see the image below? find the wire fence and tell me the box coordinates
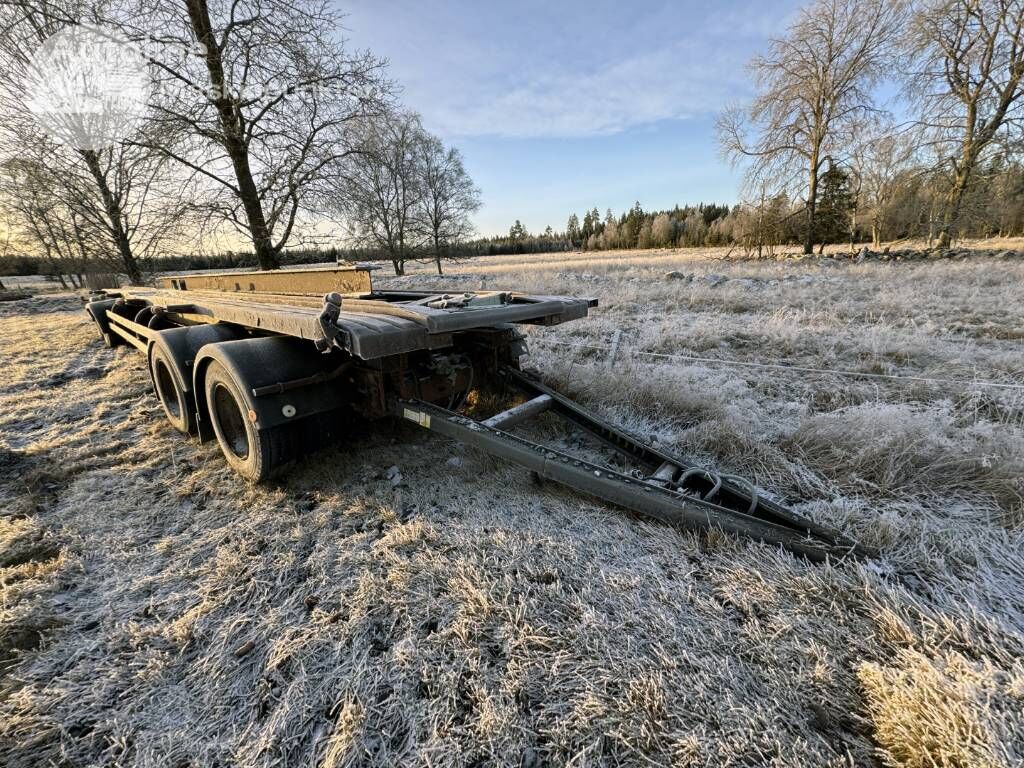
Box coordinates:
[527,336,1024,392]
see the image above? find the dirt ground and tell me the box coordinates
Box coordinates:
[1,246,1023,767]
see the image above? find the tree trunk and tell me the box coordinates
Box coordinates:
[804,160,819,255]
[228,144,277,268]
[756,201,764,259]
[434,235,443,276]
[937,167,971,248]
[392,258,404,276]
[185,0,279,270]
[81,151,142,284]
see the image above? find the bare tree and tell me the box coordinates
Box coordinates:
[0,207,10,290]
[650,212,675,248]
[0,156,85,286]
[0,210,12,265]
[340,112,425,276]
[118,0,391,270]
[415,135,480,276]
[853,127,919,246]
[0,131,198,284]
[729,184,794,258]
[718,0,905,254]
[989,157,1024,235]
[907,0,1024,247]
[0,1,161,283]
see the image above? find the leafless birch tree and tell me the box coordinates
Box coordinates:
[0,155,88,286]
[852,127,919,246]
[339,111,425,276]
[907,0,1024,246]
[718,0,906,254]
[0,131,198,283]
[415,136,480,276]
[0,1,161,282]
[122,0,392,270]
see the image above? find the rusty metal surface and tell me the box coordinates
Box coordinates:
[337,295,591,333]
[127,288,325,337]
[156,266,374,295]
[114,283,594,360]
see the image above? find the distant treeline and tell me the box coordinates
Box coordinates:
[467,202,734,256]
[4,159,1022,278]
[4,0,1023,279]
[0,247,346,279]
[473,158,1024,259]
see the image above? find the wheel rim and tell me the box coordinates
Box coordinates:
[212,383,250,459]
[153,358,181,420]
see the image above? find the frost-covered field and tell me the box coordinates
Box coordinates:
[1,247,1023,767]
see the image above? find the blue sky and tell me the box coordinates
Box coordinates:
[342,0,807,236]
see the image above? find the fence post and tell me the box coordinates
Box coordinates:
[606,328,623,370]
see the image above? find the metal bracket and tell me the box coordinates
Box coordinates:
[316,292,345,353]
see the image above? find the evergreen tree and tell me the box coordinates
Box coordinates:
[581,210,594,241]
[566,213,580,245]
[509,219,528,241]
[637,219,653,249]
[622,201,644,248]
[508,219,528,252]
[816,162,854,246]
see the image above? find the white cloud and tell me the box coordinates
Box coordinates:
[426,43,746,138]
[344,0,802,140]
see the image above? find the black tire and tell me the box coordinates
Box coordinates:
[203,360,296,481]
[97,322,122,348]
[102,299,146,347]
[134,306,155,326]
[147,308,172,331]
[150,345,194,435]
[110,298,146,320]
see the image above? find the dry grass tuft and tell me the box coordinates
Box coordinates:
[787,403,1024,521]
[2,247,1023,766]
[858,649,1016,768]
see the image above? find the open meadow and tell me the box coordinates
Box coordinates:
[2,245,1023,767]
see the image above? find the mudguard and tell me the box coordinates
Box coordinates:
[192,336,350,438]
[146,323,244,398]
[85,299,124,347]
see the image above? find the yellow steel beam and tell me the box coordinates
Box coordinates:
[156,266,373,296]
